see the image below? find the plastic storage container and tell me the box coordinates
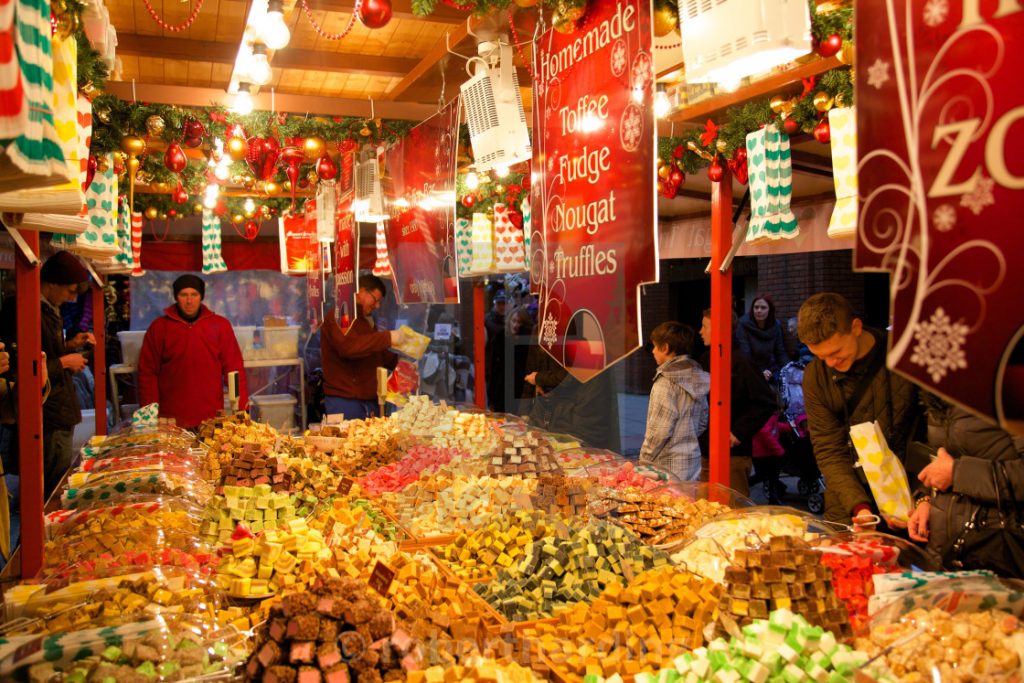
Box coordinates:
[116,330,147,367]
[251,393,297,431]
[233,325,258,360]
[253,325,300,360]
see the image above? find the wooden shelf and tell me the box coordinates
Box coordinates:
[667,56,845,125]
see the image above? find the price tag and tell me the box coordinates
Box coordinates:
[433,323,452,340]
[368,561,395,597]
[338,476,355,495]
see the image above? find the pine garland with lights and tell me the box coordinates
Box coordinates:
[75,29,108,93]
[456,170,528,219]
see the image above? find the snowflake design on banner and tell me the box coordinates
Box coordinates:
[611,40,627,77]
[631,52,652,92]
[541,311,559,348]
[867,59,891,89]
[932,204,956,232]
[620,103,644,152]
[960,174,995,215]
[910,307,969,382]
[923,0,949,27]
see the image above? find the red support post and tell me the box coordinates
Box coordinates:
[15,230,44,578]
[91,278,106,437]
[708,171,733,490]
[473,283,486,410]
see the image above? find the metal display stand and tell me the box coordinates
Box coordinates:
[108,358,307,430]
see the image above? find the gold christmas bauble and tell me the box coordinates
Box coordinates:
[813,91,835,112]
[145,115,166,137]
[127,157,141,176]
[303,137,326,162]
[260,205,272,217]
[120,135,147,157]
[227,137,249,162]
[838,41,855,65]
[552,4,586,34]
[769,95,789,114]
[144,206,159,220]
[232,214,245,225]
[193,203,204,215]
[282,180,292,192]
[359,126,372,137]
[159,212,168,220]
[243,176,257,190]
[244,209,256,219]
[263,181,280,195]
[307,171,320,185]
[658,164,670,179]
[95,107,112,125]
[153,181,170,193]
[652,6,679,37]
[96,157,109,173]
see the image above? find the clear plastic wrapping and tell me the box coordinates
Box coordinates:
[60,469,214,511]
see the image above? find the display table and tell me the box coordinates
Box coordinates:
[108,358,307,430]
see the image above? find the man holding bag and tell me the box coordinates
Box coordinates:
[798,293,921,528]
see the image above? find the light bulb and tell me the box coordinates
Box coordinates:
[260,0,290,50]
[465,170,479,190]
[494,164,509,178]
[214,164,230,181]
[247,44,273,86]
[232,83,254,115]
[203,195,218,209]
[654,84,671,118]
[244,198,256,213]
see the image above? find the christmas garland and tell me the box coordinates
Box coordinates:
[455,169,529,219]
[137,194,293,223]
[88,95,417,158]
[76,28,109,94]
[655,66,853,177]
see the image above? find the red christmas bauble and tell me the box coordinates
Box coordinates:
[358,0,392,29]
[316,154,338,181]
[669,168,684,187]
[816,33,843,58]
[164,142,188,173]
[813,119,832,144]
[461,194,476,209]
[707,157,724,183]
[244,220,259,240]
[168,209,178,218]
[183,117,206,145]
[299,177,310,189]
[783,118,800,135]
[171,182,189,204]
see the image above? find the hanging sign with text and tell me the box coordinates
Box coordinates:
[855,1,1024,432]
[335,143,359,323]
[531,0,658,381]
[384,98,460,305]
[279,214,317,275]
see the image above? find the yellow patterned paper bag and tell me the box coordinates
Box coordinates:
[393,325,430,360]
[850,421,913,523]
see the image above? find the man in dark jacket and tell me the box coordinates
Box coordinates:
[484,291,507,412]
[0,251,93,500]
[698,309,778,496]
[798,293,921,527]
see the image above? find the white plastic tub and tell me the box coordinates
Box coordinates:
[251,394,297,432]
[251,326,300,360]
[117,330,147,367]
[234,326,258,360]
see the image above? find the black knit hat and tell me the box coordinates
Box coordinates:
[173,274,205,299]
[40,251,89,285]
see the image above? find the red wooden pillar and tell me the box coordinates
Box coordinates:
[91,278,106,437]
[473,283,486,409]
[15,231,44,578]
[708,171,733,490]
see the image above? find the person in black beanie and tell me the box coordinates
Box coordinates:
[137,274,248,428]
[0,250,93,500]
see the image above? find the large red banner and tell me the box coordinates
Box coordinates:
[531,0,657,381]
[335,144,359,322]
[856,1,1024,431]
[384,98,460,304]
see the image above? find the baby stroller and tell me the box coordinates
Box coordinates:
[775,357,825,514]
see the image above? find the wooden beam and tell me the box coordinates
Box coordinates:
[666,57,845,125]
[116,34,419,79]
[384,16,484,101]
[315,0,467,23]
[105,82,440,120]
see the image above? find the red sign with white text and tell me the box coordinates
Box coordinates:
[531,0,657,381]
[334,212,357,323]
[384,98,460,304]
[279,214,317,275]
[856,1,1024,431]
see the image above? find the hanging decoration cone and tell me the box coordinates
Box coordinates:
[201,209,228,274]
[455,216,473,277]
[744,124,799,245]
[469,211,495,274]
[372,220,391,277]
[493,203,526,272]
[131,211,145,276]
[826,106,857,240]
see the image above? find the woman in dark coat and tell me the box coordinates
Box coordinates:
[908,393,1024,577]
[736,294,789,383]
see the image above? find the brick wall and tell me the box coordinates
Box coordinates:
[755,250,866,322]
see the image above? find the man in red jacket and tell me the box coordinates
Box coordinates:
[321,274,400,420]
[138,275,248,429]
